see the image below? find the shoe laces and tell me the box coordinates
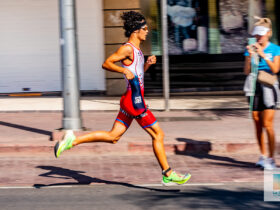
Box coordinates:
[172,171,185,178]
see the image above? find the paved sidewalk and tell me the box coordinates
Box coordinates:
[0,110,280,155]
[0,96,261,155]
[0,96,248,111]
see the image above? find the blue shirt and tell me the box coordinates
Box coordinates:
[244,42,280,73]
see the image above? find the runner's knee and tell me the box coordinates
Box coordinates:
[108,132,122,144]
[111,137,120,144]
[153,130,164,141]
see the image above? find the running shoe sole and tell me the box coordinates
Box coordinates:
[54,141,60,158]
[256,162,264,168]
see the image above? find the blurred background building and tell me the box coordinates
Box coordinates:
[142,0,280,95]
[0,0,279,95]
[0,0,105,95]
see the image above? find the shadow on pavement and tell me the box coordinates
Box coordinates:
[114,186,279,209]
[175,138,256,168]
[33,166,179,193]
[0,121,52,136]
[175,138,212,154]
[209,109,249,118]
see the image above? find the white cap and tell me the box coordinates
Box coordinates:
[252,25,270,36]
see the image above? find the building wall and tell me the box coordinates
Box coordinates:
[0,0,105,93]
[103,0,141,95]
[77,0,106,91]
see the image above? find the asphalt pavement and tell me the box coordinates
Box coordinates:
[1,183,279,210]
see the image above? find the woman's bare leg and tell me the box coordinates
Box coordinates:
[262,109,276,158]
[252,111,266,155]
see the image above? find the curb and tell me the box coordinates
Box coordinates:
[128,142,261,154]
[0,91,106,97]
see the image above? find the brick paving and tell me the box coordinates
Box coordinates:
[0,153,271,187]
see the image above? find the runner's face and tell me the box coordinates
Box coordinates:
[137,25,149,41]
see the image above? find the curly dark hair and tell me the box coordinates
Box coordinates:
[121,11,146,37]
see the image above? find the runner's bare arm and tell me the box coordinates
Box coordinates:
[102,45,135,80]
[144,55,156,72]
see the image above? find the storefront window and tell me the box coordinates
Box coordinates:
[218,0,248,53]
[141,0,279,55]
[265,0,278,44]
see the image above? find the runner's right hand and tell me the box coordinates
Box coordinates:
[124,69,135,80]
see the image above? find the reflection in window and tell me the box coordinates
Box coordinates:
[141,0,279,55]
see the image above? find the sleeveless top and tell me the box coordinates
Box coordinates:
[120,42,146,116]
[122,42,145,89]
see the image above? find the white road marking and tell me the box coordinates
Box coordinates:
[1,182,262,189]
[0,186,34,189]
[0,185,73,189]
[138,183,225,187]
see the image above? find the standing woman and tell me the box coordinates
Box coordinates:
[244,17,280,170]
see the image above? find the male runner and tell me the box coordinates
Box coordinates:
[54,11,191,186]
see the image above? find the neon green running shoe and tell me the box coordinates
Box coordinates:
[54,130,76,158]
[162,171,191,186]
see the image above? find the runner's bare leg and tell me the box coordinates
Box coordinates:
[72,121,127,146]
[145,122,171,176]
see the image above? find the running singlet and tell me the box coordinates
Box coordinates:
[120,42,147,116]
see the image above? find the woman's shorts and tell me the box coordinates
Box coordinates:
[247,82,276,111]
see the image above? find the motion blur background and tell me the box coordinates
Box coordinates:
[0,0,279,95]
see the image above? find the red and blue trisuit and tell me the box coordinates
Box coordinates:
[115,42,157,129]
